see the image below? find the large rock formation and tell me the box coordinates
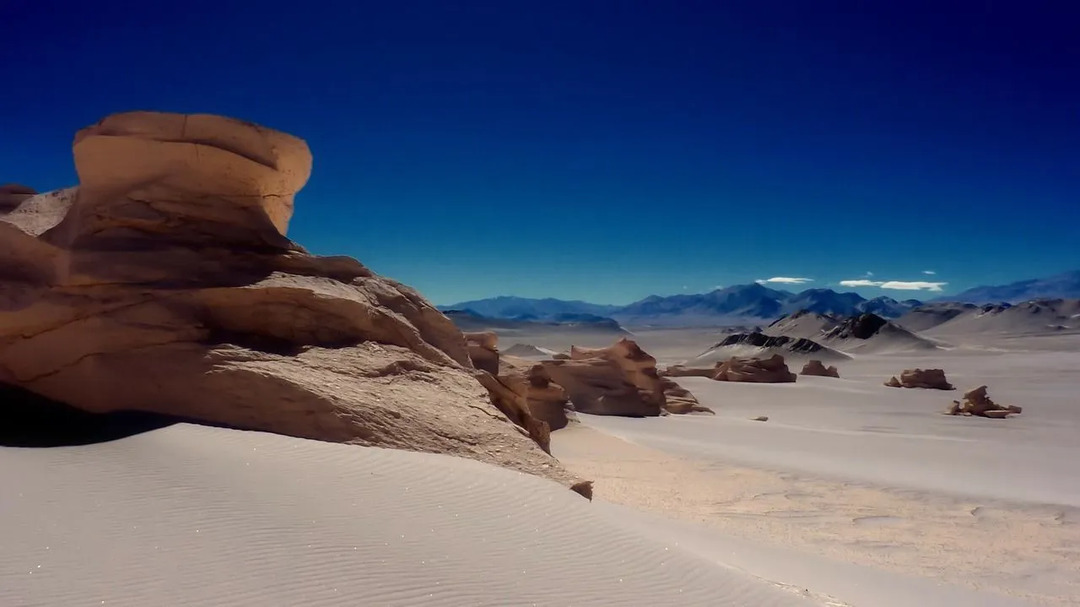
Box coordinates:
[801,359,840,378]
[660,365,715,378]
[0,111,583,492]
[884,368,955,390]
[946,385,1022,418]
[539,338,709,416]
[463,331,500,374]
[713,354,797,383]
[498,355,572,430]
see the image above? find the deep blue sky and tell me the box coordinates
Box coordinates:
[3,1,1078,304]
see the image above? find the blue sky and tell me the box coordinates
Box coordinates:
[2,1,1078,305]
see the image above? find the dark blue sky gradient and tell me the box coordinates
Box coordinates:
[2,1,1078,303]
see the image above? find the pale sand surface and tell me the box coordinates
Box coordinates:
[551,340,1080,606]
[0,423,817,607]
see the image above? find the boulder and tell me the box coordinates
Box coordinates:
[659,378,714,414]
[464,331,500,374]
[884,368,954,390]
[0,111,583,493]
[947,385,1022,418]
[713,354,797,383]
[801,359,840,378]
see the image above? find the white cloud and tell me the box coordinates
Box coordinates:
[865,271,874,277]
[839,279,947,292]
[923,270,936,275]
[755,276,814,285]
[880,281,947,291]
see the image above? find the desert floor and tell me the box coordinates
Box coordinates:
[2,332,1077,606]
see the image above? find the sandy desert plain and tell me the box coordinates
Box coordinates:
[2,112,1079,607]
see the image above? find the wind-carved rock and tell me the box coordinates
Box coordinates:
[0,111,583,493]
[884,368,954,390]
[946,386,1022,418]
[801,359,840,378]
[713,354,797,383]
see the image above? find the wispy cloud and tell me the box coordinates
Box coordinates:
[755,276,814,285]
[839,279,947,292]
[923,270,936,275]
[865,271,874,277]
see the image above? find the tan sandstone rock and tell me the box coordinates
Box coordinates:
[884,368,954,390]
[947,385,1022,418]
[539,338,706,416]
[0,111,583,493]
[713,354,797,383]
[801,359,840,378]
[660,365,715,378]
[497,355,572,430]
[464,331,500,374]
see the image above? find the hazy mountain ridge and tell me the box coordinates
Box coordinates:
[934,270,1080,304]
[444,284,921,327]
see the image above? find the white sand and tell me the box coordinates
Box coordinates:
[552,338,1080,606]
[0,424,816,607]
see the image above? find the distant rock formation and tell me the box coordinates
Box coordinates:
[0,183,36,212]
[819,313,938,353]
[713,354,797,383]
[801,360,839,378]
[686,331,849,366]
[884,369,955,390]
[539,338,708,416]
[463,331,500,374]
[498,355,572,430]
[0,111,582,492]
[946,385,1022,418]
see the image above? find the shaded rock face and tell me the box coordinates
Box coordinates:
[718,331,828,354]
[884,369,954,390]
[801,359,839,378]
[947,385,1022,418]
[713,354,797,383]
[823,313,889,340]
[0,111,579,490]
[463,331,500,374]
[0,184,37,213]
[497,355,571,431]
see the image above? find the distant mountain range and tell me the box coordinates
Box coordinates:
[932,270,1080,304]
[444,284,922,327]
[442,269,1080,328]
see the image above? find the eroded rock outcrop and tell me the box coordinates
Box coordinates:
[463,331,500,374]
[946,386,1022,418]
[801,359,840,378]
[884,368,954,390]
[713,354,797,383]
[0,111,582,492]
[498,355,572,430]
[661,365,715,378]
[539,338,708,416]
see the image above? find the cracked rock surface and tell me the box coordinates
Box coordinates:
[0,111,581,490]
